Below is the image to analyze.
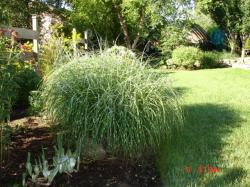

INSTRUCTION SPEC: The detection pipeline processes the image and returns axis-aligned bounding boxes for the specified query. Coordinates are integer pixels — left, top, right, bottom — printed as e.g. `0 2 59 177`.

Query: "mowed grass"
157 68 250 186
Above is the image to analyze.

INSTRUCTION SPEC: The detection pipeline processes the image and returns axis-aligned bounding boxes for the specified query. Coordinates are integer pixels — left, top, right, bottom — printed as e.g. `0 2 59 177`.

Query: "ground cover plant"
158 68 250 186
41 52 183 159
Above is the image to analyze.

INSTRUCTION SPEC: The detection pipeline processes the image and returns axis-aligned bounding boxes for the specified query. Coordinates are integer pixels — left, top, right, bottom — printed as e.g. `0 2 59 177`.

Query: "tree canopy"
0 0 68 27
197 0 250 54
69 0 191 49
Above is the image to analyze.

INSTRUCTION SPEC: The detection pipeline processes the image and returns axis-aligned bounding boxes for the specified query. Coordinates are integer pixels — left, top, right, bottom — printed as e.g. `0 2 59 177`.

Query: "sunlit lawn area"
158 68 250 186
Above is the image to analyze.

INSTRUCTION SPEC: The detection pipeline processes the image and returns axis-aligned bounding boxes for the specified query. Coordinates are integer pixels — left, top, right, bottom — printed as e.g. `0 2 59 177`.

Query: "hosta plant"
23 137 80 186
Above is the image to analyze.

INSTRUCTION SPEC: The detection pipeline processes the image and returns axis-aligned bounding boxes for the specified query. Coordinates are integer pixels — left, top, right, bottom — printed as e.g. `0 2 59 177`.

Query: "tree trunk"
241 48 245 62
240 34 248 63
113 3 131 49
228 32 238 54
132 5 145 49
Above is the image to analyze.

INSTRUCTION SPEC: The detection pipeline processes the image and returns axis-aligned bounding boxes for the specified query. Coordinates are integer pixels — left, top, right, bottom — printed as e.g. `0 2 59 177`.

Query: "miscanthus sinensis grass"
41 52 183 159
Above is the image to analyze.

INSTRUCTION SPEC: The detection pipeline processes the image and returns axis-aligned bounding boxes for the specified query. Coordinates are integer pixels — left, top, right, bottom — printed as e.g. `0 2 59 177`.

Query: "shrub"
0 65 18 121
0 37 19 165
41 53 183 159
29 91 43 115
14 68 41 108
172 46 223 69
201 51 222 68
172 46 203 69
0 37 19 121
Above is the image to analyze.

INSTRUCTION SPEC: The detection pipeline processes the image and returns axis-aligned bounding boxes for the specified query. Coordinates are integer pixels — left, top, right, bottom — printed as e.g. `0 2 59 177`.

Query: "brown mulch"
0 117 161 187
0 118 55 186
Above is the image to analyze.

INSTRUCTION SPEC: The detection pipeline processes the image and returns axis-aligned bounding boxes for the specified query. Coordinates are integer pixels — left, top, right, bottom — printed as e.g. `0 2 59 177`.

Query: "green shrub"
29 91 43 115
172 46 203 69
201 51 222 68
14 68 41 108
0 65 18 120
0 37 19 121
0 36 41 112
41 53 183 159
0 37 19 165
172 46 223 69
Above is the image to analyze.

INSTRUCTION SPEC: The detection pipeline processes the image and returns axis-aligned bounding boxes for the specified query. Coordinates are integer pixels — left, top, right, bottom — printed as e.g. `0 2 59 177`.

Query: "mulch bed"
0 117 162 187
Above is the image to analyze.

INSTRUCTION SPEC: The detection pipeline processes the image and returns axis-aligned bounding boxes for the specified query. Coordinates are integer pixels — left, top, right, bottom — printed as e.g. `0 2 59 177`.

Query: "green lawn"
158 68 250 186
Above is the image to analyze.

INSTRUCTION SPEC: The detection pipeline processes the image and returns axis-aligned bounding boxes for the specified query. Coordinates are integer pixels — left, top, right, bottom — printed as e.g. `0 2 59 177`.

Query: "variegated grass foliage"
41 52 183 159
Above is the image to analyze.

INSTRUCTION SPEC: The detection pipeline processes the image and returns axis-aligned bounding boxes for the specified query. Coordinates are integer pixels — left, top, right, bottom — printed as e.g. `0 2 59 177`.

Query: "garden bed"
0 117 161 187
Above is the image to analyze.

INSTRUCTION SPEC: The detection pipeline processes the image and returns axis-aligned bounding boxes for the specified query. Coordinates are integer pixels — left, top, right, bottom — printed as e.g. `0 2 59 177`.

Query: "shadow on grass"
154 70 176 76
172 87 189 97
205 167 246 187
158 103 245 186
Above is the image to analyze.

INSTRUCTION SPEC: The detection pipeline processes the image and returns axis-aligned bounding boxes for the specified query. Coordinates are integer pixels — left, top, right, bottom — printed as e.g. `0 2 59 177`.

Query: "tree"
0 0 67 28
196 0 239 53
69 0 120 46
160 24 189 59
240 0 250 59
0 0 33 27
197 0 250 57
69 0 191 49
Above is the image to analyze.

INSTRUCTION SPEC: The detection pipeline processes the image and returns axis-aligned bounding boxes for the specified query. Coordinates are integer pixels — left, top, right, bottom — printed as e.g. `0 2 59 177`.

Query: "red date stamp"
179 165 221 174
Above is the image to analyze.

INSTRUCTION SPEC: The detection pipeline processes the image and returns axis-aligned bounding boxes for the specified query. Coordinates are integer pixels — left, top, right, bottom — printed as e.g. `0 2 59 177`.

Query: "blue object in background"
210 29 226 49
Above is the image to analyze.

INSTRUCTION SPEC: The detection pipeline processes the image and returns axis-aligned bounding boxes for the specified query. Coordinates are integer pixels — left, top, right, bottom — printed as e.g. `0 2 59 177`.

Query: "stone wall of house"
40 13 62 44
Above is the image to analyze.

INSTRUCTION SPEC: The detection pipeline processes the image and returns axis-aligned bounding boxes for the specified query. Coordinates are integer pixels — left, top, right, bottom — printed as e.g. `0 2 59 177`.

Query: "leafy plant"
14 68 42 108
172 46 203 69
160 25 189 59
0 37 19 165
41 52 183 159
171 46 222 69
23 136 80 186
0 35 41 166
0 65 18 121
201 51 222 68
29 91 43 116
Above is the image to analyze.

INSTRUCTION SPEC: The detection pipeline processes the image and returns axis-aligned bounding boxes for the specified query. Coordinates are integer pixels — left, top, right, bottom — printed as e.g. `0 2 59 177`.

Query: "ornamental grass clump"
41 52 182 159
